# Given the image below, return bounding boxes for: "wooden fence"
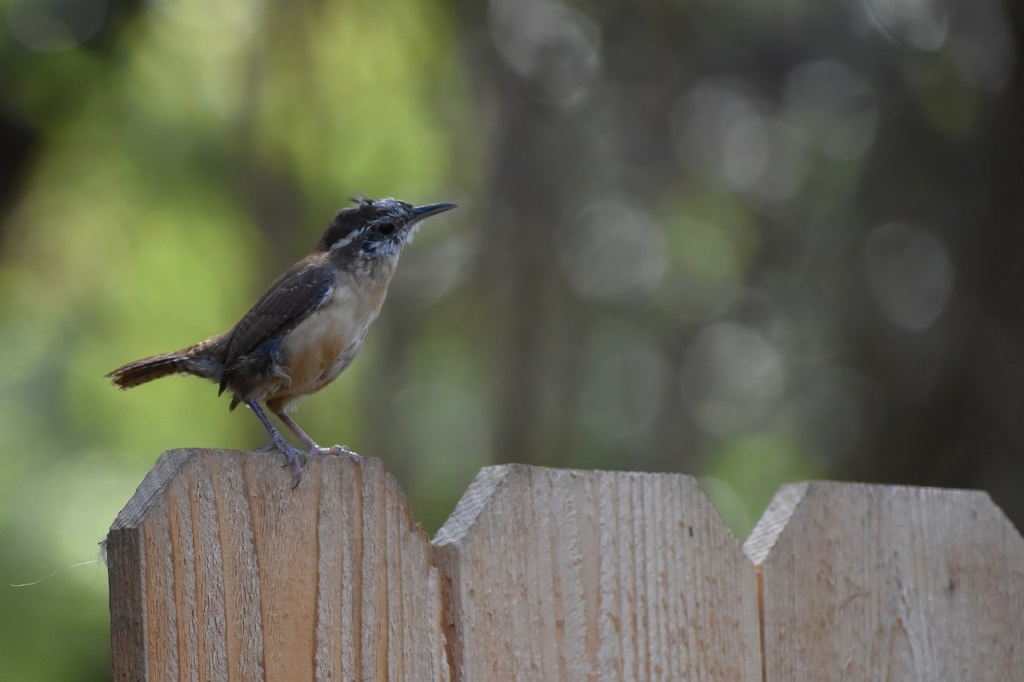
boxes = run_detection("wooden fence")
[106,449,1024,680]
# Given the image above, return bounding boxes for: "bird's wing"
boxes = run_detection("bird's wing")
[218,257,337,393]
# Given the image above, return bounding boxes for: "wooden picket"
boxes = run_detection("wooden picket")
[746,481,1024,681]
[433,465,761,680]
[106,449,1024,680]
[106,449,447,681]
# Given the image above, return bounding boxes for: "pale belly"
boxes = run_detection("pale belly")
[267,280,386,411]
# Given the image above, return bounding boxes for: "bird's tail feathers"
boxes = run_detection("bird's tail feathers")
[107,338,222,389]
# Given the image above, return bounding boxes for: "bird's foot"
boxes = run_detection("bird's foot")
[258,438,305,487]
[312,444,363,464]
[278,443,306,488]
[254,440,359,483]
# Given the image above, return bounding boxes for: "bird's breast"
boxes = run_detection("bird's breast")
[279,276,390,395]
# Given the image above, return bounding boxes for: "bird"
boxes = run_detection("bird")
[107,195,456,484]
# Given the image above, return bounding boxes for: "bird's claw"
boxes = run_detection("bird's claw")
[257,440,359,487]
[318,444,363,464]
[273,444,305,488]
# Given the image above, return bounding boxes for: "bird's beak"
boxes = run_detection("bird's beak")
[409,203,457,226]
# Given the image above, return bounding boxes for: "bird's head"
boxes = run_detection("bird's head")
[318,195,456,264]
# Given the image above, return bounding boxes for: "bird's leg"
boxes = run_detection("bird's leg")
[273,412,317,449]
[274,411,363,463]
[246,399,305,486]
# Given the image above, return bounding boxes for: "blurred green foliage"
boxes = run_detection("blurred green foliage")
[0,0,1021,678]
[0,2,473,677]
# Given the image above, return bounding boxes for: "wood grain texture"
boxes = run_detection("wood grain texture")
[745,481,1024,681]
[433,465,761,681]
[106,449,448,682]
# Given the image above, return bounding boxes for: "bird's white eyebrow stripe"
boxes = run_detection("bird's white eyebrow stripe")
[329,227,363,251]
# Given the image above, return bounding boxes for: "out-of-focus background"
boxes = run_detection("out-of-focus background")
[0,0,1020,677]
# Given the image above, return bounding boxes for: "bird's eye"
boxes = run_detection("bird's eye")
[378,222,396,236]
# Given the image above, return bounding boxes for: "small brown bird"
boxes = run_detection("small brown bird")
[108,196,455,483]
